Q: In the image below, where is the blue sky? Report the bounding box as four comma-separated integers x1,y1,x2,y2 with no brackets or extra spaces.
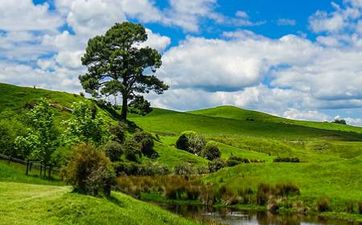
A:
2,0,362,125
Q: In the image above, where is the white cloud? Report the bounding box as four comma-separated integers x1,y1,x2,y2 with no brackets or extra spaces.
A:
283,109,329,122
0,0,62,31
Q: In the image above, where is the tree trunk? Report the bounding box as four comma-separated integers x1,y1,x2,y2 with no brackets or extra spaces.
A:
120,94,128,121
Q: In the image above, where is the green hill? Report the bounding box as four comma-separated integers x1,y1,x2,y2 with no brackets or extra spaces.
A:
1,82,361,223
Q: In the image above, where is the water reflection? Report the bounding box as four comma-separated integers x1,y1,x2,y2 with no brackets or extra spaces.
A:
160,204,360,225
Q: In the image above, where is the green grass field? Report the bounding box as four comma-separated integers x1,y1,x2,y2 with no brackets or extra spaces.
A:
1,83,361,223
0,160,200,225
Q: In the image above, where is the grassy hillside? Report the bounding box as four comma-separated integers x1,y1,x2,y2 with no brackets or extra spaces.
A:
0,181,201,225
1,83,361,221
0,160,200,225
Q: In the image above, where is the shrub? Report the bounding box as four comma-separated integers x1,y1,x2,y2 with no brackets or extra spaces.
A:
346,201,354,213
123,139,142,162
174,164,194,176
358,202,362,214
273,157,300,163
0,120,16,157
176,131,206,155
208,159,226,173
317,197,330,212
104,141,124,162
201,141,221,160
62,143,115,196
113,162,169,176
133,131,157,158
109,123,126,144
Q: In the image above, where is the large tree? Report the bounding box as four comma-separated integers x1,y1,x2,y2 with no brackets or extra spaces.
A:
79,22,168,120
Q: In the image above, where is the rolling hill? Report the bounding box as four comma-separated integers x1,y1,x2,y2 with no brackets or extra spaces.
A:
1,82,361,223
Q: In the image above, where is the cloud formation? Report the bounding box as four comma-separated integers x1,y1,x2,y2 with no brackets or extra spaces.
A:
1,0,362,125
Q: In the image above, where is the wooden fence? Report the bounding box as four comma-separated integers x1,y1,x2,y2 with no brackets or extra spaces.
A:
0,153,60,179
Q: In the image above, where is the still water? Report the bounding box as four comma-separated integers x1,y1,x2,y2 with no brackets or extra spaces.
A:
160,204,361,225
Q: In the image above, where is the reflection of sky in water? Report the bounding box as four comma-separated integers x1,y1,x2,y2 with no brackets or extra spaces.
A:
198,211,337,225
160,204,346,225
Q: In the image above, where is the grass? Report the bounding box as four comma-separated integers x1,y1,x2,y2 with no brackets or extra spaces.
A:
0,160,62,185
1,83,362,222
0,182,201,225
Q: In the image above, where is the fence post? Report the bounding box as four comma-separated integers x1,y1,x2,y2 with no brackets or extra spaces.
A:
48,165,52,180
25,160,29,176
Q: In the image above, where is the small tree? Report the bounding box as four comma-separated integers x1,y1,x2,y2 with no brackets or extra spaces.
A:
15,99,58,166
133,131,156,157
79,22,168,121
63,101,107,146
62,143,115,196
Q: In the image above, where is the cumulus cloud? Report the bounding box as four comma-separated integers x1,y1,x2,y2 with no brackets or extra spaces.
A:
0,0,62,31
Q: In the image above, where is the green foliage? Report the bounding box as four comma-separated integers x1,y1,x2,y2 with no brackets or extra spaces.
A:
79,22,168,120
0,119,26,157
62,101,107,146
123,139,142,162
176,131,206,155
201,141,221,160
133,131,157,158
129,95,153,115
62,143,115,196
113,162,169,176
104,141,124,162
109,122,126,144
208,159,226,173
15,99,58,164
333,119,347,125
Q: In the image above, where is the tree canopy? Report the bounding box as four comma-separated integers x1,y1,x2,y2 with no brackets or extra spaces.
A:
79,22,168,120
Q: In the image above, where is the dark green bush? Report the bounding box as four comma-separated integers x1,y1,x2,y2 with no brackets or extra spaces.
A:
104,141,124,162
273,157,300,163
201,141,221,160
208,159,226,173
176,131,206,155
124,139,142,162
358,202,362,214
62,143,115,196
113,162,169,176
109,123,126,144
133,131,157,158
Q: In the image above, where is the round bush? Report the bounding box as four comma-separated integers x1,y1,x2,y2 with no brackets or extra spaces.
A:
133,131,156,157
104,141,124,162
176,131,206,155
109,123,126,144
124,139,142,162
201,141,221,160
62,143,115,196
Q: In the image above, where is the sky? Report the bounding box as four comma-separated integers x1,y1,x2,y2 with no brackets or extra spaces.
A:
1,0,362,126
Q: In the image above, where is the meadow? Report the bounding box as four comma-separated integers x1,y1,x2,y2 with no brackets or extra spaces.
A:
0,82,361,224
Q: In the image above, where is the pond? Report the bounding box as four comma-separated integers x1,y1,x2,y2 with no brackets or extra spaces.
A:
159,204,361,225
